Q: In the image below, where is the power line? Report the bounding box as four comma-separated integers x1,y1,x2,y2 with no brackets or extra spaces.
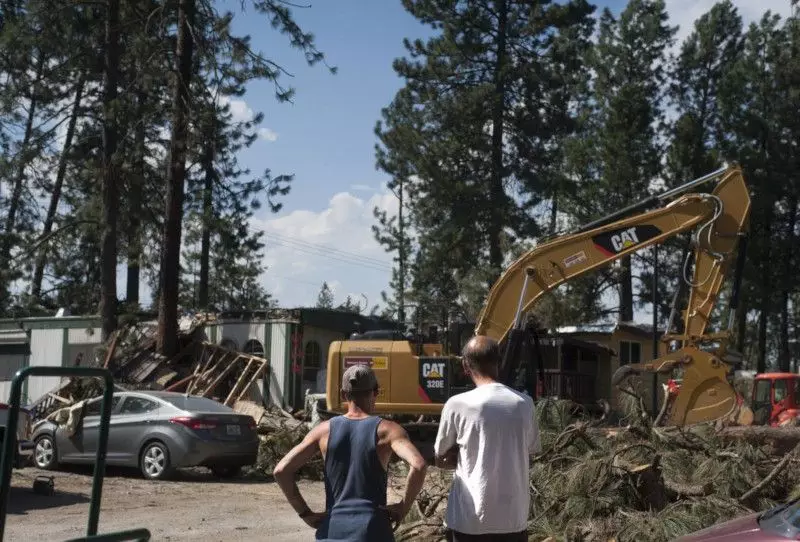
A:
261,230,390,267
262,237,392,272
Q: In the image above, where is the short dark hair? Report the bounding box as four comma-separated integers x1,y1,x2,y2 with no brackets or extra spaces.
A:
462,336,500,376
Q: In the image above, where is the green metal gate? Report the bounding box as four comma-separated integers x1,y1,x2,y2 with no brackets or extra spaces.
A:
0,366,151,541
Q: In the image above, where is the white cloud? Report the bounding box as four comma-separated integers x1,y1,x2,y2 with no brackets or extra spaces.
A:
258,127,278,142
222,97,255,123
250,190,400,311
665,0,792,46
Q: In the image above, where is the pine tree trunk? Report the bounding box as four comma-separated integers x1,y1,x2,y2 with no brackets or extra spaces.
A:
488,0,508,284
620,255,634,322
779,197,797,371
198,133,214,309
31,75,85,299
0,54,44,290
126,90,146,307
99,0,121,342
549,191,558,236
737,299,748,354
757,210,773,374
397,181,405,324
157,0,195,357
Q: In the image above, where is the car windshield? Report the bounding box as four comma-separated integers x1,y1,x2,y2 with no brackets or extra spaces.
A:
160,395,233,413
758,497,800,537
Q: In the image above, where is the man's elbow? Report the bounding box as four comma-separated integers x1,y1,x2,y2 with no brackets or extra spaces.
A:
410,456,428,473
272,462,289,481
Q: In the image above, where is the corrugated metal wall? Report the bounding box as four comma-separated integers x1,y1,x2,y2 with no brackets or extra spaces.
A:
214,322,266,351
26,329,64,405
67,327,102,345
268,322,288,407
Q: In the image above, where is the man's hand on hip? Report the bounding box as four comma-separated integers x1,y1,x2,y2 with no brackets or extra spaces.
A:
301,511,326,529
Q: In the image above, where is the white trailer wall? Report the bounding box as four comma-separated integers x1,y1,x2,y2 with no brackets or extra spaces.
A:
25,329,64,405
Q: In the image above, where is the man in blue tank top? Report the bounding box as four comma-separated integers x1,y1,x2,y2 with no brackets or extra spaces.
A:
274,364,428,541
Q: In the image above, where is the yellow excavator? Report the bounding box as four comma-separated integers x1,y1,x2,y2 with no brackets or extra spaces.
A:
325,164,752,428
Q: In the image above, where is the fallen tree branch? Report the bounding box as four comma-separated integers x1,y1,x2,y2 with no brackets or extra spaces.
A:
739,441,800,503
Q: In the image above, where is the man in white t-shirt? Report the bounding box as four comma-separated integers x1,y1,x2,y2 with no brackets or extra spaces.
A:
433,335,541,541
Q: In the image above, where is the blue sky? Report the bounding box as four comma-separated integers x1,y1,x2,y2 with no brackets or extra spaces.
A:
168,0,792,317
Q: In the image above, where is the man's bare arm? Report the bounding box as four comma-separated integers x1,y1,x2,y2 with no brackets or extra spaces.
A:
387,422,428,520
273,422,326,518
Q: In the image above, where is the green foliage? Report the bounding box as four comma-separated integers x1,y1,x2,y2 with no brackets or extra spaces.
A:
377,0,596,328
316,282,334,309
0,0,332,325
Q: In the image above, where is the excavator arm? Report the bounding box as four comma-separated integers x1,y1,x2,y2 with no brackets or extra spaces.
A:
475,165,751,427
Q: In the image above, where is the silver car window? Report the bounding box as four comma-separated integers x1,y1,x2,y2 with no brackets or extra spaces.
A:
85,396,121,416
118,397,159,415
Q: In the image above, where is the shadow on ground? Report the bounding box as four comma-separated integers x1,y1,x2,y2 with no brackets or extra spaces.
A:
6,484,90,515
21,464,274,485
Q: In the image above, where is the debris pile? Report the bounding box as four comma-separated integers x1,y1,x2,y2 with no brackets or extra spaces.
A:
393,398,800,542
27,316,269,421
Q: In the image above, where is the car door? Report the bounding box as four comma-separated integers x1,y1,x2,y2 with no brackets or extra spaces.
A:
57,395,120,463
107,396,161,465
77,395,123,462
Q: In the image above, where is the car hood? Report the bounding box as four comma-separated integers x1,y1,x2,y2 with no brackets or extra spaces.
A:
674,513,785,541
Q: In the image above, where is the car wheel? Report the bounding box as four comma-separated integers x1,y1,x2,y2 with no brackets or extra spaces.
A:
34,435,57,470
140,441,172,480
210,465,242,479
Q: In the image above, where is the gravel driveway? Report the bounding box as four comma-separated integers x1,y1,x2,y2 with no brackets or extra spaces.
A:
4,466,329,541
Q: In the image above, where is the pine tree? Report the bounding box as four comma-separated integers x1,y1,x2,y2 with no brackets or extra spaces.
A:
572,0,677,323
316,282,334,309
718,11,788,371
378,0,595,324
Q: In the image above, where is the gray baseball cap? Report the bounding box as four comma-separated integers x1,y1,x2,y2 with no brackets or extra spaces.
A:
342,364,378,393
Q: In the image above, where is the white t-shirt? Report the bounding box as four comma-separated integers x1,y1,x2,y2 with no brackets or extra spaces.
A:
434,382,541,535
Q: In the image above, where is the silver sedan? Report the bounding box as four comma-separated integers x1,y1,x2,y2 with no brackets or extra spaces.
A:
30,390,259,480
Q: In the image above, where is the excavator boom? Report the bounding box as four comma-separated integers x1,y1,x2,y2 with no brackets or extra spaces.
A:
325,165,751,429
477,164,750,426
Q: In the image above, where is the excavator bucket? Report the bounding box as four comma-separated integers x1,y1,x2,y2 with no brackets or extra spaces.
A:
611,347,738,426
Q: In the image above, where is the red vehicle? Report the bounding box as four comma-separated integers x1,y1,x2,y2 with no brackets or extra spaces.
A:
749,373,800,426
674,497,800,540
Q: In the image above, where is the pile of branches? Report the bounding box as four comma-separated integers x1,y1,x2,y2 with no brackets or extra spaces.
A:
398,396,800,542
253,408,324,481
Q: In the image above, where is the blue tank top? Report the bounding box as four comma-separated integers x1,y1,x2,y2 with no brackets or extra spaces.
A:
315,415,394,541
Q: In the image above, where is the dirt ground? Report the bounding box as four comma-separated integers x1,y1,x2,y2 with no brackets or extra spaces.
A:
3,465,405,541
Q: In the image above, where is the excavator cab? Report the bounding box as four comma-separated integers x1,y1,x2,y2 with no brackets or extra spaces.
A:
751,373,800,426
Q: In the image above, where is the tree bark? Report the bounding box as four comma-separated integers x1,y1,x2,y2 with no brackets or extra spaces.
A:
0,53,44,301
737,298,748,355
198,126,214,309
158,0,195,357
620,255,634,322
98,0,121,342
779,197,797,372
126,89,146,307
397,180,405,324
487,0,508,285
757,208,773,374
31,75,85,299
